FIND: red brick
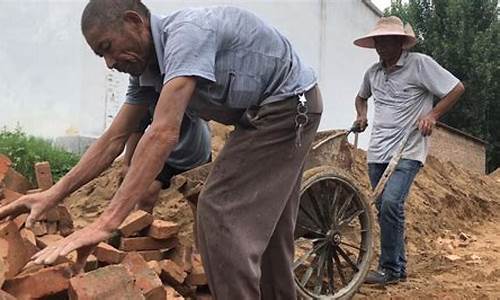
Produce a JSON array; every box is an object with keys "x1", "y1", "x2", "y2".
[
  {"x1": 147, "y1": 261, "x2": 162, "y2": 275},
  {"x1": 19, "y1": 228, "x2": 36, "y2": 246},
  {"x1": 94, "y1": 242, "x2": 125, "y2": 264},
  {"x1": 31, "y1": 221, "x2": 48, "y2": 236},
  {"x1": 13, "y1": 213, "x2": 28, "y2": 229},
  {"x1": 187, "y1": 255, "x2": 207, "y2": 286},
  {"x1": 57, "y1": 205, "x2": 74, "y2": 236},
  {"x1": 0, "y1": 256, "x2": 5, "y2": 287},
  {"x1": 1, "y1": 189, "x2": 22, "y2": 205},
  {"x1": 122, "y1": 252, "x2": 165, "y2": 300},
  {"x1": 147, "y1": 219, "x2": 179, "y2": 240},
  {"x1": 3, "y1": 168, "x2": 31, "y2": 194},
  {"x1": 0, "y1": 290, "x2": 16, "y2": 300},
  {"x1": 118, "y1": 210, "x2": 153, "y2": 237},
  {"x1": 69, "y1": 264, "x2": 144, "y2": 300},
  {"x1": 36, "y1": 234, "x2": 63, "y2": 249},
  {"x1": 0, "y1": 221, "x2": 30, "y2": 278},
  {"x1": 34, "y1": 162, "x2": 53, "y2": 190},
  {"x1": 0, "y1": 154, "x2": 11, "y2": 183},
  {"x1": 137, "y1": 249, "x2": 166, "y2": 262},
  {"x1": 165, "y1": 286, "x2": 185, "y2": 299},
  {"x1": 120, "y1": 236, "x2": 178, "y2": 252},
  {"x1": 170, "y1": 245, "x2": 193, "y2": 273},
  {"x1": 160, "y1": 259, "x2": 187, "y2": 286},
  {"x1": 3, "y1": 263, "x2": 72, "y2": 300}
]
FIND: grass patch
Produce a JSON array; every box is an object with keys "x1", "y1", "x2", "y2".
[{"x1": 0, "y1": 126, "x2": 80, "y2": 184}]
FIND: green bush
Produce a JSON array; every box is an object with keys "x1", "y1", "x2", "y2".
[{"x1": 0, "y1": 126, "x2": 80, "y2": 184}]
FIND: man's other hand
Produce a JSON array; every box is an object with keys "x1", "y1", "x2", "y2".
[
  {"x1": 353, "y1": 115, "x2": 368, "y2": 133},
  {"x1": 0, "y1": 190, "x2": 60, "y2": 227},
  {"x1": 418, "y1": 114, "x2": 437, "y2": 136}
]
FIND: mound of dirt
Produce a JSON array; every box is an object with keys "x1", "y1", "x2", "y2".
[{"x1": 63, "y1": 124, "x2": 500, "y2": 298}]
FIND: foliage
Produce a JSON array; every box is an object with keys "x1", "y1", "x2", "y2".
[
  {"x1": 0, "y1": 126, "x2": 80, "y2": 184},
  {"x1": 386, "y1": 0, "x2": 500, "y2": 172}
]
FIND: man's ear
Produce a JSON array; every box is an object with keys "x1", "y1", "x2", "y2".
[{"x1": 123, "y1": 10, "x2": 145, "y2": 28}]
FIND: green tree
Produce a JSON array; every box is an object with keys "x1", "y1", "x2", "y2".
[{"x1": 386, "y1": 0, "x2": 500, "y2": 172}]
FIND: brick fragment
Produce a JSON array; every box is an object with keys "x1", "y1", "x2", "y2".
[
  {"x1": 0, "y1": 221, "x2": 30, "y2": 278},
  {"x1": 0, "y1": 290, "x2": 16, "y2": 300},
  {"x1": 36, "y1": 234, "x2": 63, "y2": 249},
  {"x1": 122, "y1": 252, "x2": 165, "y2": 300},
  {"x1": 170, "y1": 245, "x2": 193, "y2": 273},
  {"x1": 120, "y1": 236, "x2": 178, "y2": 252},
  {"x1": 57, "y1": 205, "x2": 74, "y2": 236},
  {"x1": 31, "y1": 221, "x2": 48, "y2": 236},
  {"x1": 94, "y1": 242, "x2": 125, "y2": 264},
  {"x1": 147, "y1": 260, "x2": 162, "y2": 275},
  {"x1": 187, "y1": 255, "x2": 207, "y2": 286},
  {"x1": 160, "y1": 259, "x2": 187, "y2": 286},
  {"x1": 69, "y1": 264, "x2": 144, "y2": 300},
  {"x1": 165, "y1": 286, "x2": 185, "y2": 299},
  {"x1": 118, "y1": 210, "x2": 154, "y2": 237},
  {"x1": 34, "y1": 161, "x2": 53, "y2": 190},
  {"x1": 13, "y1": 213, "x2": 28, "y2": 229},
  {"x1": 137, "y1": 249, "x2": 166, "y2": 262},
  {"x1": 1, "y1": 189, "x2": 22, "y2": 205},
  {"x1": 20, "y1": 228, "x2": 37, "y2": 246},
  {"x1": 3, "y1": 263, "x2": 72, "y2": 300},
  {"x1": 147, "y1": 219, "x2": 179, "y2": 240},
  {"x1": 3, "y1": 168, "x2": 31, "y2": 194}
]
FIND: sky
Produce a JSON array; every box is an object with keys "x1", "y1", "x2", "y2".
[{"x1": 372, "y1": 0, "x2": 392, "y2": 11}]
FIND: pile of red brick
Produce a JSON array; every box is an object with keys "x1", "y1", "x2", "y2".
[{"x1": 0, "y1": 156, "x2": 210, "y2": 299}]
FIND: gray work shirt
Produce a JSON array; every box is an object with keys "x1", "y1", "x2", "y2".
[
  {"x1": 127, "y1": 6, "x2": 317, "y2": 124},
  {"x1": 358, "y1": 51, "x2": 459, "y2": 164}
]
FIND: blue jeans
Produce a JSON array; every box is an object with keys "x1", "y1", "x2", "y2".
[{"x1": 368, "y1": 159, "x2": 422, "y2": 276}]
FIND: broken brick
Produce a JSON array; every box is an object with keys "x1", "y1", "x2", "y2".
[
  {"x1": 3, "y1": 263, "x2": 72, "y2": 300},
  {"x1": 187, "y1": 255, "x2": 207, "y2": 286},
  {"x1": 57, "y1": 205, "x2": 74, "y2": 237},
  {"x1": 170, "y1": 245, "x2": 193, "y2": 273},
  {"x1": 36, "y1": 234, "x2": 63, "y2": 249},
  {"x1": 120, "y1": 236, "x2": 178, "y2": 252},
  {"x1": 0, "y1": 221, "x2": 30, "y2": 278},
  {"x1": 137, "y1": 249, "x2": 166, "y2": 262},
  {"x1": 0, "y1": 290, "x2": 16, "y2": 300},
  {"x1": 165, "y1": 285, "x2": 185, "y2": 300},
  {"x1": 147, "y1": 219, "x2": 179, "y2": 240},
  {"x1": 147, "y1": 261, "x2": 162, "y2": 275},
  {"x1": 31, "y1": 221, "x2": 48, "y2": 236},
  {"x1": 160, "y1": 259, "x2": 187, "y2": 286},
  {"x1": 69, "y1": 264, "x2": 144, "y2": 300},
  {"x1": 13, "y1": 213, "x2": 28, "y2": 229},
  {"x1": 1, "y1": 189, "x2": 22, "y2": 205},
  {"x1": 20, "y1": 228, "x2": 37, "y2": 246},
  {"x1": 94, "y1": 242, "x2": 125, "y2": 264},
  {"x1": 122, "y1": 252, "x2": 165, "y2": 300},
  {"x1": 34, "y1": 162, "x2": 53, "y2": 191},
  {"x1": 3, "y1": 168, "x2": 31, "y2": 194},
  {"x1": 118, "y1": 210, "x2": 154, "y2": 237}
]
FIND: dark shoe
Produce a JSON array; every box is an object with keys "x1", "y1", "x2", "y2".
[
  {"x1": 364, "y1": 269, "x2": 400, "y2": 285},
  {"x1": 399, "y1": 271, "x2": 407, "y2": 282}
]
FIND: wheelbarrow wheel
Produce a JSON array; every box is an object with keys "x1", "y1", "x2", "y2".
[{"x1": 294, "y1": 166, "x2": 374, "y2": 299}]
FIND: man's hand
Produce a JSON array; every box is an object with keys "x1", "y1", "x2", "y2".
[
  {"x1": 0, "y1": 190, "x2": 60, "y2": 227},
  {"x1": 31, "y1": 220, "x2": 113, "y2": 270},
  {"x1": 418, "y1": 114, "x2": 437, "y2": 136},
  {"x1": 353, "y1": 115, "x2": 368, "y2": 133}
]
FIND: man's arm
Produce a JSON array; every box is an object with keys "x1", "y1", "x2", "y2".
[
  {"x1": 32, "y1": 76, "x2": 196, "y2": 265},
  {"x1": 0, "y1": 103, "x2": 148, "y2": 226},
  {"x1": 354, "y1": 95, "x2": 369, "y2": 132},
  {"x1": 419, "y1": 82, "x2": 465, "y2": 136}
]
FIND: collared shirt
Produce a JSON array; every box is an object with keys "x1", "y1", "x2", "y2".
[
  {"x1": 358, "y1": 50, "x2": 460, "y2": 164},
  {"x1": 127, "y1": 6, "x2": 317, "y2": 125}
]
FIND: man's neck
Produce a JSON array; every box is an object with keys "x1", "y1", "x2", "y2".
[{"x1": 382, "y1": 50, "x2": 403, "y2": 70}]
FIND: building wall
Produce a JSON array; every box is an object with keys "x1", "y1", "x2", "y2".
[
  {"x1": 429, "y1": 126, "x2": 486, "y2": 174},
  {"x1": 0, "y1": 0, "x2": 380, "y2": 150}
]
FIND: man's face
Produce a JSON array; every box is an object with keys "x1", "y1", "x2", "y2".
[
  {"x1": 84, "y1": 15, "x2": 152, "y2": 76},
  {"x1": 374, "y1": 36, "x2": 403, "y2": 62}
]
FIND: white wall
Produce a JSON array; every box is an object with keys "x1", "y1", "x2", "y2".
[{"x1": 0, "y1": 0, "x2": 380, "y2": 148}]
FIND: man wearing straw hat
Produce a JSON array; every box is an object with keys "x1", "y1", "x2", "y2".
[{"x1": 352, "y1": 16, "x2": 464, "y2": 285}]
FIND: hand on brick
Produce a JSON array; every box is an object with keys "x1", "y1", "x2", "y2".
[
  {"x1": 0, "y1": 190, "x2": 60, "y2": 227},
  {"x1": 31, "y1": 221, "x2": 113, "y2": 266}
]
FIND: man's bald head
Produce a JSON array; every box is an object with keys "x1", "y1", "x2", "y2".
[{"x1": 81, "y1": 0, "x2": 150, "y2": 34}]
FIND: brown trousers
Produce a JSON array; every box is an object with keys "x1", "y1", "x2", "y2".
[{"x1": 197, "y1": 87, "x2": 322, "y2": 300}]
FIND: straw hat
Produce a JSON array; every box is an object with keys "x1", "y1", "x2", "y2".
[{"x1": 353, "y1": 16, "x2": 417, "y2": 49}]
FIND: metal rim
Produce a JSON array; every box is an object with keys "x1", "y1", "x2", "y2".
[{"x1": 294, "y1": 171, "x2": 372, "y2": 299}]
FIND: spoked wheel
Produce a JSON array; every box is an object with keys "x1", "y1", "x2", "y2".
[{"x1": 294, "y1": 166, "x2": 374, "y2": 299}]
